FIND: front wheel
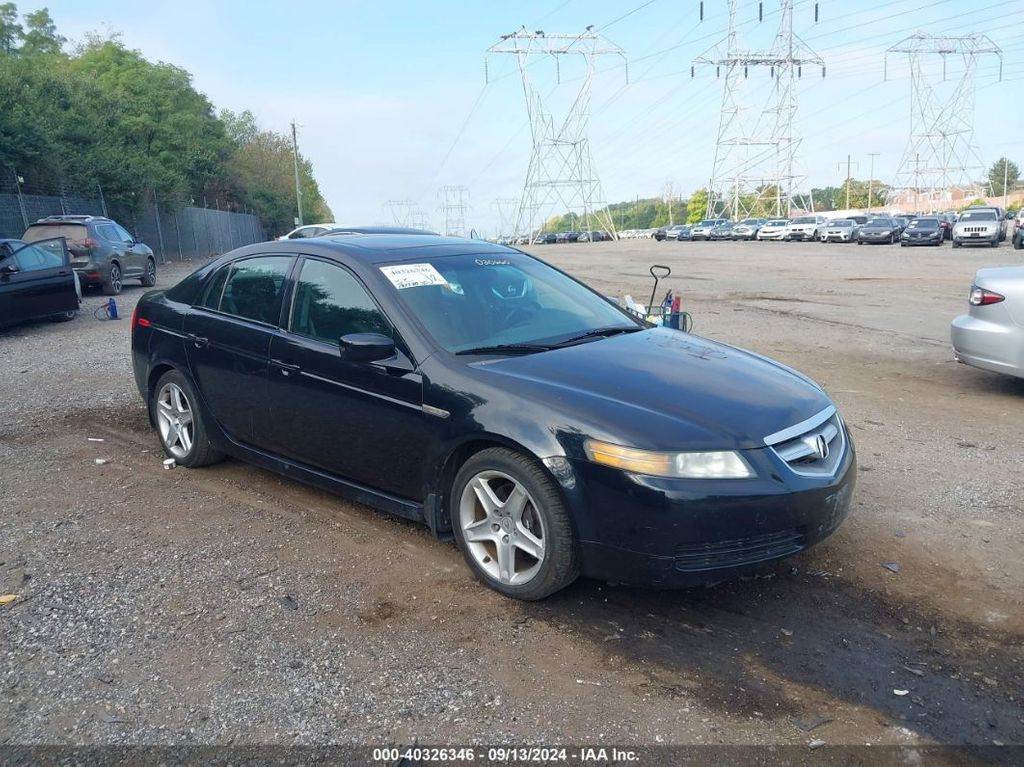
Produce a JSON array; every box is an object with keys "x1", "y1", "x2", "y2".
[
  {"x1": 451, "y1": 448, "x2": 579, "y2": 600},
  {"x1": 49, "y1": 310, "x2": 76, "y2": 322},
  {"x1": 151, "y1": 370, "x2": 224, "y2": 467}
]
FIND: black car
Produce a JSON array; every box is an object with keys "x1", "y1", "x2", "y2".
[
  {"x1": 856, "y1": 218, "x2": 901, "y2": 245},
  {"x1": 654, "y1": 225, "x2": 688, "y2": 241},
  {"x1": 900, "y1": 217, "x2": 944, "y2": 247},
  {"x1": 22, "y1": 215, "x2": 156, "y2": 295},
  {"x1": 131, "y1": 235, "x2": 855, "y2": 600},
  {"x1": 0, "y1": 238, "x2": 79, "y2": 326}
]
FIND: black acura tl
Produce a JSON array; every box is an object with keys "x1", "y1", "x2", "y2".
[{"x1": 131, "y1": 233, "x2": 855, "y2": 600}]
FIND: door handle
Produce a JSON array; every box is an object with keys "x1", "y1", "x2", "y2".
[
  {"x1": 187, "y1": 334, "x2": 209, "y2": 349},
  {"x1": 271, "y1": 359, "x2": 301, "y2": 376}
]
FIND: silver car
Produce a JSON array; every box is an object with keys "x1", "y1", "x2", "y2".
[{"x1": 951, "y1": 266, "x2": 1024, "y2": 379}]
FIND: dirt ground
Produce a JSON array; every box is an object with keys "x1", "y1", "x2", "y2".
[{"x1": 1, "y1": 237, "x2": 1021, "y2": 750}]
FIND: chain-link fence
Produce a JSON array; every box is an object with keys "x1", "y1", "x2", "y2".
[{"x1": 0, "y1": 171, "x2": 266, "y2": 261}]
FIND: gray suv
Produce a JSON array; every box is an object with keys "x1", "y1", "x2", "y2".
[{"x1": 22, "y1": 215, "x2": 155, "y2": 295}]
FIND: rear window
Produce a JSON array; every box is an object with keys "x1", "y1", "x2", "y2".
[{"x1": 23, "y1": 223, "x2": 88, "y2": 243}]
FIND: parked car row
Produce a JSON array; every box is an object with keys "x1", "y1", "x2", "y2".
[{"x1": 650, "y1": 207, "x2": 1020, "y2": 247}]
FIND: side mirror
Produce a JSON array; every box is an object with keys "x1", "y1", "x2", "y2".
[
  {"x1": 340, "y1": 333, "x2": 395, "y2": 363},
  {"x1": 0, "y1": 262, "x2": 18, "y2": 274}
]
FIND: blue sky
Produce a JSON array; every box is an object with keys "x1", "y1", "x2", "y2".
[{"x1": 25, "y1": 0, "x2": 1024, "y2": 232}]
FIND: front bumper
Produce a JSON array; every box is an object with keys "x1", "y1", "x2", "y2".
[
  {"x1": 859, "y1": 233, "x2": 893, "y2": 243},
  {"x1": 568, "y1": 439, "x2": 856, "y2": 588},
  {"x1": 786, "y1": 230, "x2": 815, "y2": 241},
  {"x1": 953, "y1": 232, "x2": 999, "y2": 246},
  {"x1": 902, "y1": 234, "x2": 942, "y2": 245},
  {"x1": 951, "y1": 314, "x2": 1024, "y2": 378},
  {"x1": 824, "y1": 233, "x2": 852, "y2": 242},
  {"x1": 757, "y1": 231, "x2": 786, "y2": 240}
]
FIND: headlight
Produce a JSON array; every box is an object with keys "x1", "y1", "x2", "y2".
[{"x1": 584, "y1": 440, "x2": 754, "y2": 479}]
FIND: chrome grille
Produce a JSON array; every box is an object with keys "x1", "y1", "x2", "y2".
[
  {"x1": 763, "y1": 406, "x2": 845, "y2": 477},
  {"x1": 962, "y1": 226, "x2": 989, "y2": 234}
]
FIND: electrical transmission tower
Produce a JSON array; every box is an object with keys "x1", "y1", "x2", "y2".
[
  {"x1": 886, "y1": 34, "x2": 1002, "y2": 211},
  {"x1": 493, "y1": 197, "x2": 519, "y2": 241},
  {"x1": 486, "y1": 26, "x2": 626, "y2": 241},
  {"x1": 693, "y1": 0, "x2": 824, "y2": 219},
  {"x1": 383, "y1": 200, "x2": 431, "y2": 230},
  {"x1": 438, "y1": 185, "x2": 470, "y2": 237}
]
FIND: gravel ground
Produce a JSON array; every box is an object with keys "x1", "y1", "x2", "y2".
[{"x1": 1, "y1": 240, "x2": 1022, "y2": 750}]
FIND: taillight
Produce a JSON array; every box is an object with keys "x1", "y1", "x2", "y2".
[
  {"x1": 130, "y1": 306, "x2": 151, "y2": 331},
  {"x1": 70, "y1": 238, "x2": 98, "y2": 250},
  {"x1": 969, "y1": 285, "x2": 1005, "y2": 306}
]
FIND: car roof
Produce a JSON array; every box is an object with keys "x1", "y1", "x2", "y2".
[
  {"x1": 321, "y1": 226, "x2": 439, "y2": 237},
  {"x1": 29, "y1": 215, "x2": 111, "y2": 224},
  {"x1": 229, "y1": 234, "x2": 520, "y2": 266}
]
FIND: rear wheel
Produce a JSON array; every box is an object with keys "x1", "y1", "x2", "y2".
[
  {"x1": 151, "y1": 370, "x2": 223, "y2": 467},
  {"x1": 49, "y1": 310, "x2": 76, "y2": 322},
  {"x1": 451, "y1": 448, "x2": 579, "y2": 600},
  {"x1": 102, "y1": 262, "x2": 122, "y2": 295}
]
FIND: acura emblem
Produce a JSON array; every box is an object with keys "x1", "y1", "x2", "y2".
[
  {"x1": 802, "y1": 433, "x2": 830, "y2": 460},
  {"x1": 815, "y1": 434, "x2": 829, "y2": 460}
]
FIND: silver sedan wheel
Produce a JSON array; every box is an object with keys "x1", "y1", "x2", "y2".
[
  {"x1": 459, "y1": 470, "x2": 546, "y2": 586},
  {"x1": 155, "y1": 382, "x2": 194, "y2": 460}
]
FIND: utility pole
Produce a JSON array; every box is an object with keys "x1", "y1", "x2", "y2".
[
  {"x1": 290, "y1": 120, "x2": 304, "y2": 227},
  {"x1": 837, "y1": 154, "x2": 858, "y2": 209},
  {"x1": 867, "y1": 152, "x2": 880, "y2": 213},
  {"x1": 1003, "y1": 159, "x2": 1009, "y2": 208},
  {"x1": 694, "y1": 0, "x2": 825, "y2": 219}
]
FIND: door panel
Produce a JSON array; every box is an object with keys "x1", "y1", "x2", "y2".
[
  {"x1": 184, "y1": 255, "x2": 293, "y2": 449},
  {"x1": 1, "y1": 239, "x2": 78, "y2": 322},
  {"x1": 266, "y1": 257, "x2": 429, "y2": 500}
]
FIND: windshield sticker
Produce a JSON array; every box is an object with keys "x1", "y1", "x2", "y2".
[{"x1": 380, "y1": 263, "x2": 449, "y2": 290}]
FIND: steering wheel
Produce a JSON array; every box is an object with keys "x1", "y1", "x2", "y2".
[{"x1": 503, "y1": 302, "x2": 540, "y2": 327}]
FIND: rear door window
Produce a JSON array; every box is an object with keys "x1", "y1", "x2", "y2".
[
  {"x1": 209, "y1": 256, "x2": 292, "y2": 325},
  {"x1": 23, "y1": 224, "x2": 87, "y2": 244}
]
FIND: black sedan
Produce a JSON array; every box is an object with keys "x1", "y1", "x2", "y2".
[
  {"x1": 0, "y1": 237, "x2": 79, "y2": 326},
  {"x1": 131, "y1": 235, "x2": 855, "y2": 600},
  {"x1": 856, "y1": 218, "x2": 901, "y2": 245},
  {"x1": 900, "y1": 217, "x2": 944, "y2": 247}
]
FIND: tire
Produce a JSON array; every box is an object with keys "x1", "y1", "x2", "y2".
[
  {"x1": 451, "y1": 447, "x2": 579, "y2": 600},
  {"x1": 1014, "y1": 236, "x2": 1023, "y2": 250},
  {"x1": 889, "y1": 234, "x2": 895, "y2": 244},
  {"x1": 857, "y1": 239, "x2": 863, "y2": 245},
  {"x1": 952, "y1": 240, "x2": 961, "y2": 249},
  {"x1": 150, "y1": 369, "x2": 224, "y2": 468},
  {"x1": 900, "y1": 241, "x2": 906, "y2": 247},
  {"x1": 140, "y1": 257, "x2": 157, "y2": 287},
  {"x1": 102, "y1": 262, "x2": 123, "y2": 295},
  {"x1": 49, "y1": 310, "x2": 76, "y2": 322}
]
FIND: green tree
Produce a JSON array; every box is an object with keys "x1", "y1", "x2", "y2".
[
  {"x1": 0, "y1": 2, "x2": 21, "y2": 54},
  {"x1": 20, "y1": 8, "x2": 62, "y2": 56},
  {"x1": 987, "y1": 157, "x2": 1020, "y2": 197},
  {"x1": 686, "y1": 188, "x2": 709, "y2": 223}
]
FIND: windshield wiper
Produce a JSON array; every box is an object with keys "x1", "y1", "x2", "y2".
[
  {"x1": 454, "y1": 343, "x2": 553, "y2": 356},
  {"x1": 551, "y1": 326, "x2": 643, "y2": 347}
]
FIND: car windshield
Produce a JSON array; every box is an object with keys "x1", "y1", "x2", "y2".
[
  {"x1": 793, "y1": 217, "x2": 815, "y2": 224},
  {"x1": 909, "y1": 218, "x2": 938, "y2": 228},
  {"x1": 739, "y1": 219, "x2": 759, "y2": 225},
  {"x1": 23, "y1": 223, "x2": 87, "y2": 244},
  {"x1": 697, "y1": 220, "x2": 717, "y2": 226},
  {"x1": 959, "y1": 210, "x2": 996, "y2": 221},
  {"x1": 383, "y1": 253, "x2": 641, "y2": 354},
  {"x1": 767, "y1": 219, "x2": 789, "y2": 226},
  {"x1": 830, "y1": 220, "x2": 853, "y2": 227},
  {"x1": 866, "y1": 219, "x2": 891, "y2": 227}
]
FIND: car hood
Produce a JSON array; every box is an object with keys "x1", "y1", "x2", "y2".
[{"x1": 470, "y1": 329, "x2": 831, "y2": 451}]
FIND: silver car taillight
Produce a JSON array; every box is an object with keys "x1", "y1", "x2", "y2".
[{"x1": 969, "y1": 285, "x2": 1005, "y2": 306}]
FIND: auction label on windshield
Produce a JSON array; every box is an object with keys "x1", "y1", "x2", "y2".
[{"x1": 381, "y1": 263, "x2": 448, "y2": 290}]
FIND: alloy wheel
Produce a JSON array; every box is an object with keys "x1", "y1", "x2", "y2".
[
  {"x1": 459, "y1": 470, "x2": 546, "y2": 586},
  {"x1": 109, "y1": 264, "x2": 122, "y2": 294},
  {"x1": 156, "y1": 382, "x2": 194, "y2": 460}
]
